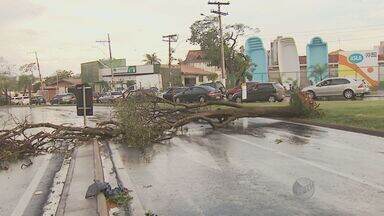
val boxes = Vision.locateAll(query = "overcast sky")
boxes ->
[1,0,384,77]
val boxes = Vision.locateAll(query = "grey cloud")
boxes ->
[0,0,45,26]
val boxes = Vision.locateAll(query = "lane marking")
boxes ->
[222,133,384,192]
[11,154,52,216]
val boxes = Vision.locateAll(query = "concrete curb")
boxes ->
[284,118,384,138]
[93,140,109,216]
[108,142,146,216]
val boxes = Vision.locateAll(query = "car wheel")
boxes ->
[268,96,276,102]
[199,97,206,103]
[175,97,181,103]
[343,89,355,100]
[306,91,316,99]
[235,97,242,104]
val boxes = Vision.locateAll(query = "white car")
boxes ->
[302,78,368,100]
[11,97,21,105]
[99,91,123,103]
[20,96,30,105]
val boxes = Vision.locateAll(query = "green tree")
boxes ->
[309,64,328,84]
[18,75,34,94]
[45,69,74,85]
[56,70,74,79]
[189,16,252,87]
[143,53,161,65]
[0,75,17,104]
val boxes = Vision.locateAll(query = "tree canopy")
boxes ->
[143,53,161,65]
[45,69,74,85]
[188,16,254,87]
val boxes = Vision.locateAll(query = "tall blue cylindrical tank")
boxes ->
[245,37,268,82]
[306,37,329,84]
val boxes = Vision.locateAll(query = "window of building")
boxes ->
[199,75,204,82]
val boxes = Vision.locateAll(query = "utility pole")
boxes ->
[162,34,178,86]
[208,1,229,87]
[34,51,44,94]
[96,33,114,89]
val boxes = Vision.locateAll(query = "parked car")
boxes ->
[99,91,122,103]
[302,78,368,100]
[0,95,10,105]
[162,87,187,101]
[31,95,46,105]
[50,93,76,105]
[11,96,21,105]
[226,82,258,100]
[200,81,226,96]
[20,96,30,105]
[174,86,222,103]
[231,82,285,103]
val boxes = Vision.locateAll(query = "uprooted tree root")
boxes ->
[0,90,320,164]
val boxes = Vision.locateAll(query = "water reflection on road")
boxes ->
[118,118,384,216]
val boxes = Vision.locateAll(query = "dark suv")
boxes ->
[174,86,222,103]
[163,87,187,101]
[200,81,226,96]
[50,93,76,105]
[231,82,285,103]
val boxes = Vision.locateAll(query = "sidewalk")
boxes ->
[57,144,98,216]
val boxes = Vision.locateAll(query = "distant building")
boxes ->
[179,64,215,86]
[42,78,82,101]
[374,41,384,55]
[80,58,126,89]
[183,50,222,79]
[270,36,283,66]
[99,64,163,90]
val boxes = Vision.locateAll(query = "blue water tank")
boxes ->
[306,37,329,84]
[245,37,268,82]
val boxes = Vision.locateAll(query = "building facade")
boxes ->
[99,64,163,90]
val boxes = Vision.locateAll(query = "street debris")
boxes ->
[20,159,33,169]
[275,138,283,144]
[0,161,9,170]
[34,190,43,195]
[0,90,319,163]
[86,180,132,207]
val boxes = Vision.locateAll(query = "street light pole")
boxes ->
[208,1,229,87]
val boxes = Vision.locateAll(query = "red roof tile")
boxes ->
[184,50,205,63]
[180,64,214,75]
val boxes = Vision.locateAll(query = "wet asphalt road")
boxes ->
[0,106,113,216]
[1,106,384,215]
[118,118,384,216]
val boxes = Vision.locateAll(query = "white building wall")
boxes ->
[101,74,162,90]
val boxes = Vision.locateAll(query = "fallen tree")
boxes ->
[0,90,319,163]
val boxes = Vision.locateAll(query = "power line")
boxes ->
[96,33,114,88]
[162,34,178,69]
[208,1,229,86]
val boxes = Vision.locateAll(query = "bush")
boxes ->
[114,96,168,149]
[289,89,321,117]
[380,81,384,90]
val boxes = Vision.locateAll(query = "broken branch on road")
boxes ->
[0,89,319,163]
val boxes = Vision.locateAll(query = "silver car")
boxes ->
[302,78,368,100]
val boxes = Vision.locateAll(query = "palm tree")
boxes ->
[143,53,161,65]
[309,64,328,84]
